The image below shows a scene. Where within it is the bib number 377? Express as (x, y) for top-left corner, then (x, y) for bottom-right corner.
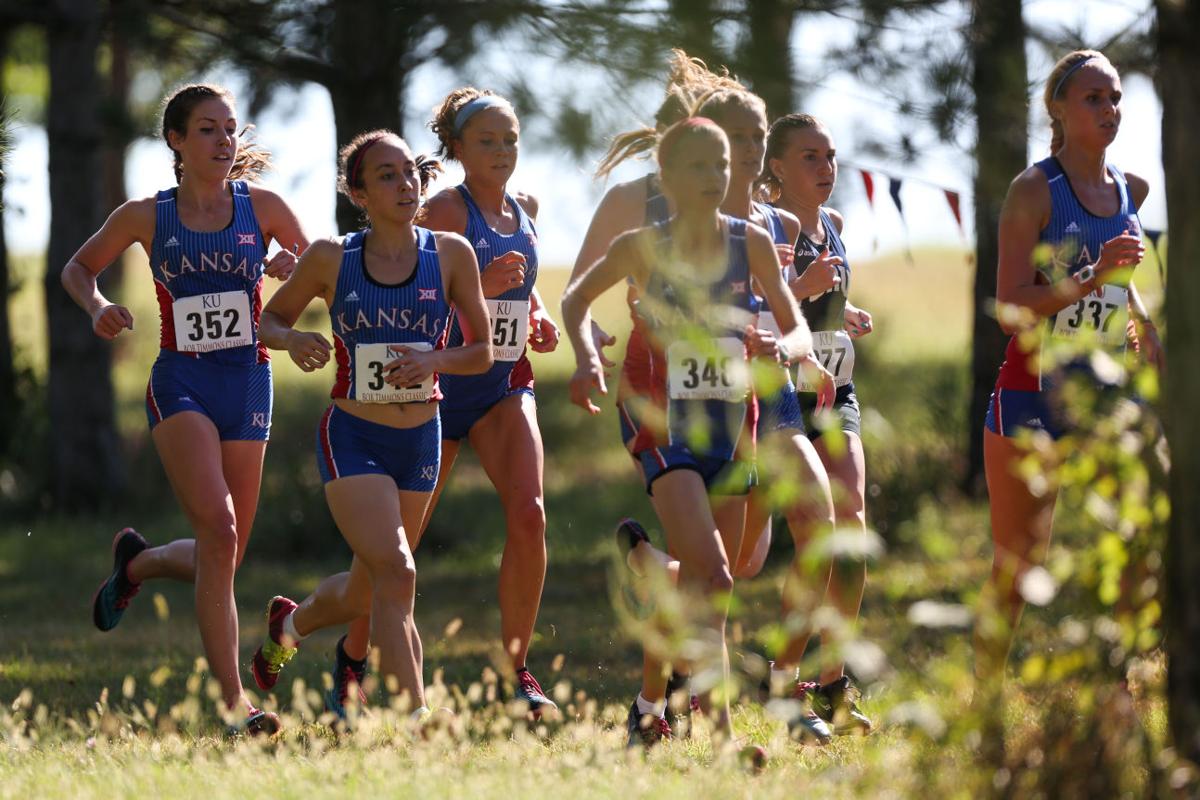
(667, 337), (748, 401)
(798, 330), (855, 392)
(172, 291), (253, 353)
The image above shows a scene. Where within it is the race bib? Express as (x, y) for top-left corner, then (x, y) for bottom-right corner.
(172, 291), (252, 353)
(354, 342), (434, 403)
(798, 330), (855, 392)
(486, 299), (530, 362)
(667, 337), (748, 401)
(1052, 284), (1129, 348)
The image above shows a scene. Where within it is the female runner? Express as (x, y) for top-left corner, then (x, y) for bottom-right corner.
(253, 90), (559, 715)
(251, 130), (491, 719)
(64, 83), (307, 733)
(749, 112), (876, 733)
(975, 50), (1162, 680)
(564, 117), (814, 740)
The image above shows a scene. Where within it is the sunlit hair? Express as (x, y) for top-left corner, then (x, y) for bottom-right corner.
(656, 117), (726, 172)
(429, 87), (515, 163)
(757, 113), (828, 202)
(336, 130), (442, 209)
(161, 84), (270, 184)
(595, 49), (746, 179)
(1044, 49), (1112, 154)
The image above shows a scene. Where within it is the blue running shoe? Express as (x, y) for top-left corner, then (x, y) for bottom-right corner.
(515, 668), (557, 717)
(324, 635), (368, 721)
(92, 528), (147, 632)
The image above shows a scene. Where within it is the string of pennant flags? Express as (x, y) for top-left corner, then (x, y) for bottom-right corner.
(846, 162), (1167, 284)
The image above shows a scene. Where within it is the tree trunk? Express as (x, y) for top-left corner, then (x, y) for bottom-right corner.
(329, 0), (405, 234)
(1158, 0), (1200, 767)
(667, 0), (725, 75)
(0, 29), (18, 455)
(963, 0), (1027, 495)
(100, 0), (131, 288)
(43, 0), (122, 508)
(739, 0), (795, 121)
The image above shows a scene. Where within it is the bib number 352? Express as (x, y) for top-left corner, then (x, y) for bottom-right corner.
(172, 291), (252, 353)
(667, 337), (748, 401)
(354, 342), (434, 403)
(486, 299), (530, 362)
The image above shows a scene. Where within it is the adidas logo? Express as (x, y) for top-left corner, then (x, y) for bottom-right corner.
(345, 290), (360, 302)
(475, 238), (490, 249)
(1028, 417), (1044, 427)
(1064, 221), (1080, 234)
(165, 236), (180, 247)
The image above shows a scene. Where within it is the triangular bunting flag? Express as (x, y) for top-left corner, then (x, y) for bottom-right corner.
(888, 177), (904, 216)
(945, 189), (963, 234)
(860, 170), (875, 206)
(1145, 228), (1166, 285)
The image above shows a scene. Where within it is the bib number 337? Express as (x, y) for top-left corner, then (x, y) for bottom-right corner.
(1052, 284), (1129, 348)
(173, 291), (252, 353)
(667, 337), (748, 401)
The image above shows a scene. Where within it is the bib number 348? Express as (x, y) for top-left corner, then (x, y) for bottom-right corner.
(172, 291), (252, 353)
(667, 337), (748, 401)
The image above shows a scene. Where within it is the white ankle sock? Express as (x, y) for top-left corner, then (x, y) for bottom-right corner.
(282, 611), (305, 644)
(636, 693), (666, 718)
(771, 663), (797, 685)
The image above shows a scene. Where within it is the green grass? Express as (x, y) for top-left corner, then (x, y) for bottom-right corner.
(0, 246), (1174, 795)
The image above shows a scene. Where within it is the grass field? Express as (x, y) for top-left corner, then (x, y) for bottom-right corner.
(0, 245), (1172, 797)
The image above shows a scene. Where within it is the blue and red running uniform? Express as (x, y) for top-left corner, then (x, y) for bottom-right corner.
(316, 228), (451, 488)
(628, 215), (759, 495)
(986, 157), (1137, 440)
(617, 174), (670, 452)
(144, 180), (272, 440)
(751, 202), (804, 438)
(439, 185), (539, 441)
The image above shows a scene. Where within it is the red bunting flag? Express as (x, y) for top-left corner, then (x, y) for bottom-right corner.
(860, 169), (875, 206)
(945, 190), (963, 233)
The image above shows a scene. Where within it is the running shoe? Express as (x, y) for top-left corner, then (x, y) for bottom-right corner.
(812, 675), (873, 735)
(615, 517), (651, 566)
(664, 671), (695, 738)
(92, 528), (147, 631)
(787, 681), (833, 744)
(625, 699), (672, 749)
(227, 707), (281, 738)
(324, 635), (369, 720)
(514, 668), (558, 716)
(250, 596), (299, 691)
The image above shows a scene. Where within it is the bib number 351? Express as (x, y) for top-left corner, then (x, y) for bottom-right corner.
(172, 291), (252, 353)
(486, 299), (530, 362)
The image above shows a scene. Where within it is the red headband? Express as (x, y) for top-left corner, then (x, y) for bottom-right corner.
(348, 134), (390, 188)
(657, 116), (722, 168)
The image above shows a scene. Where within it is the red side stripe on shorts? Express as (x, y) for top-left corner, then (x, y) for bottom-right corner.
(319, 406), (339, 480)
(146, 374), (162, 424)
(995, 390), (1004, 434)
(653, 447), (667, 469)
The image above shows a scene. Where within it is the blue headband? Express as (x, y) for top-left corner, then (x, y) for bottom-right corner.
(1052, 55), (1098, 99)
(453, 96), (509, 136)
